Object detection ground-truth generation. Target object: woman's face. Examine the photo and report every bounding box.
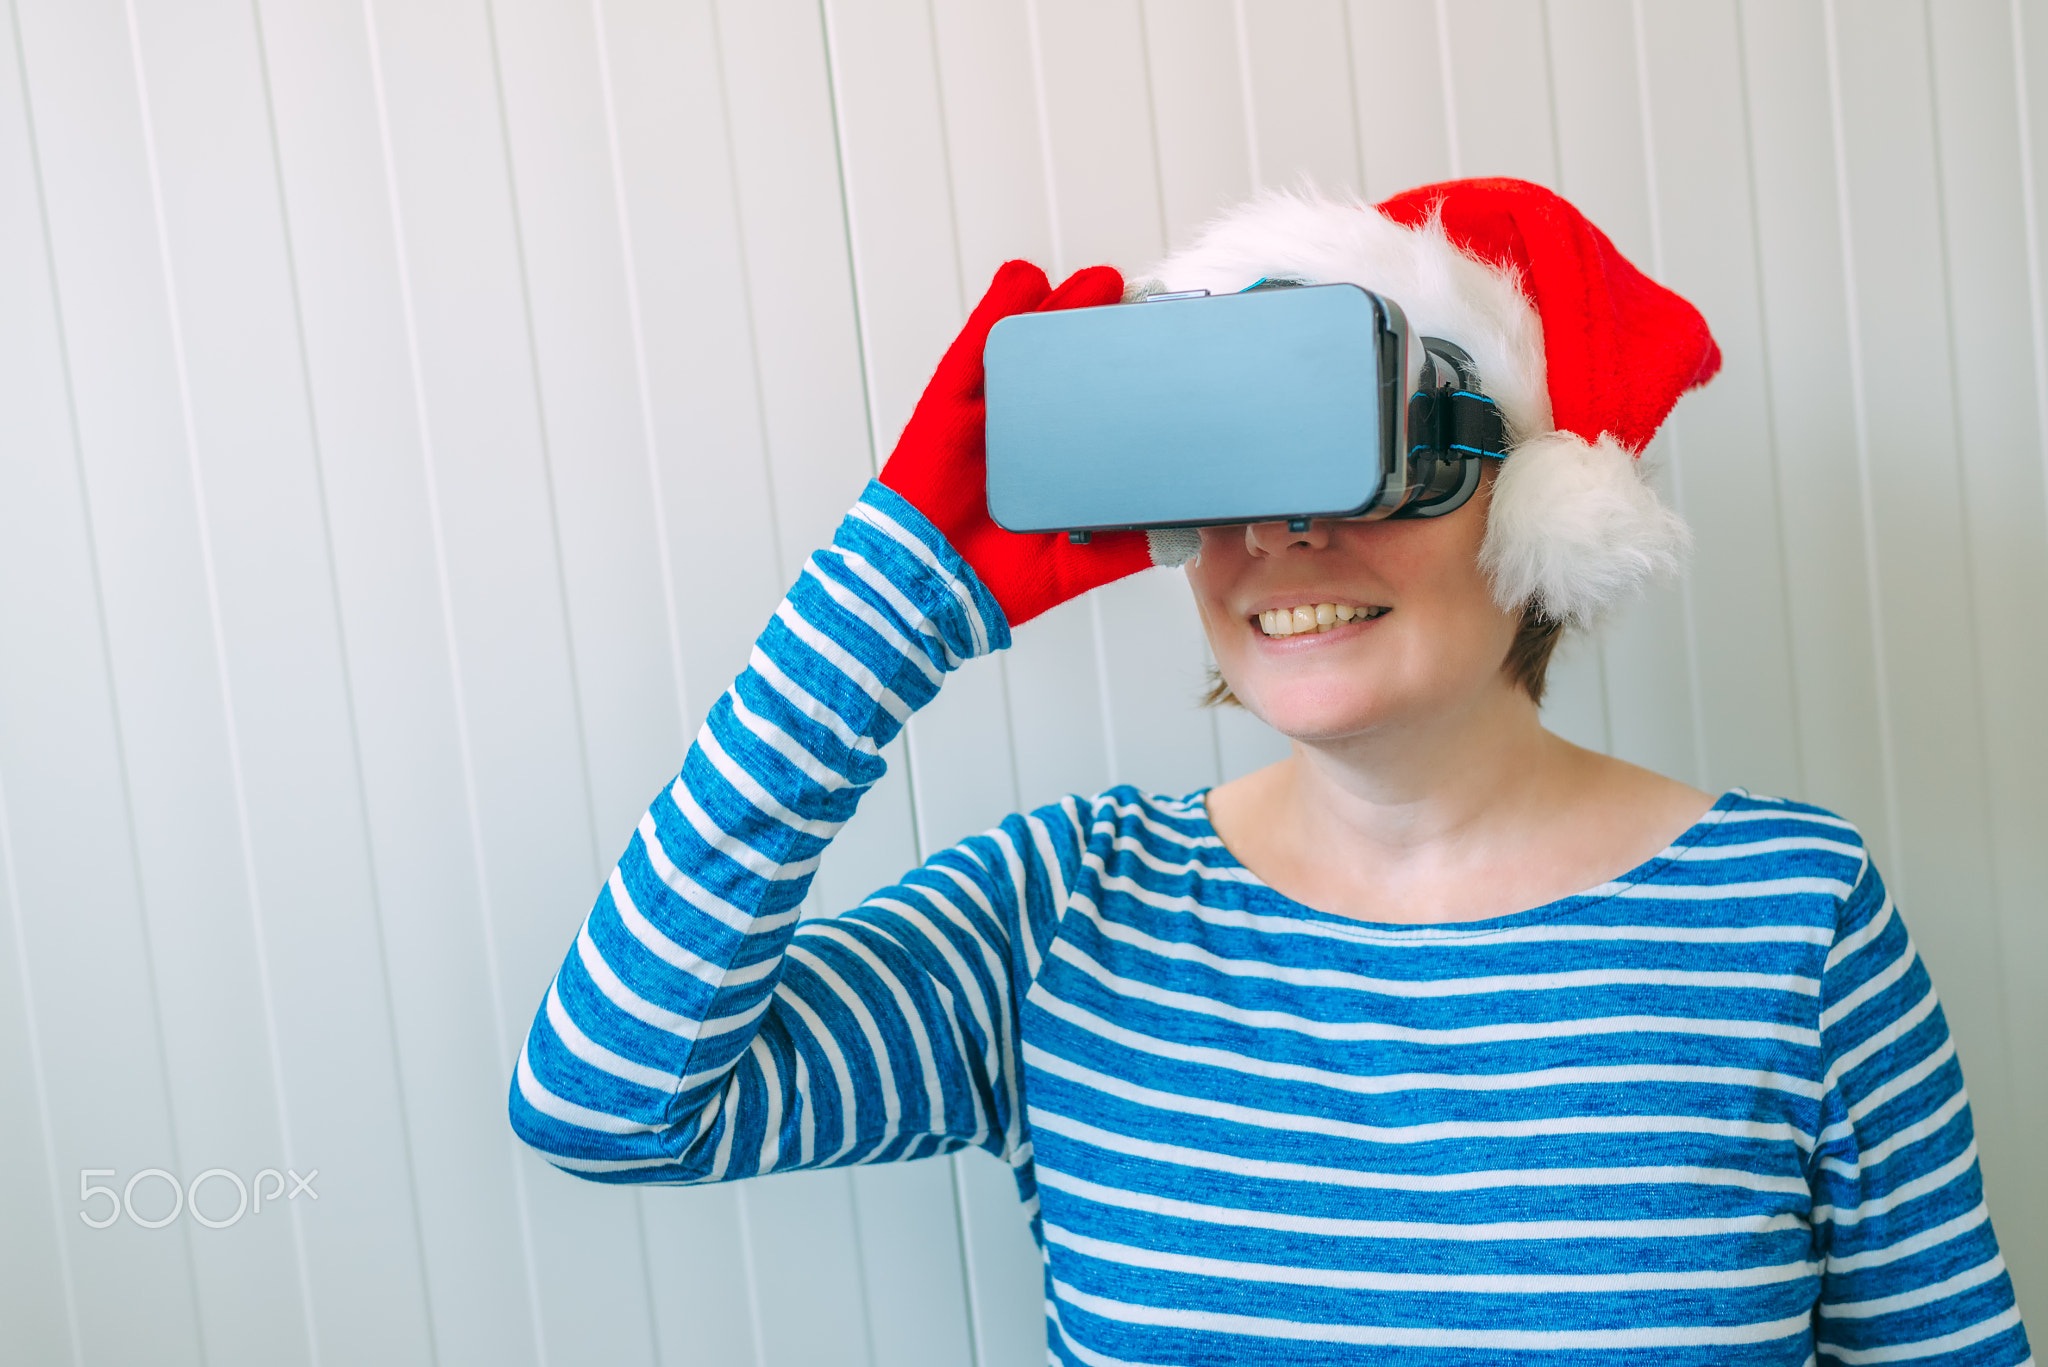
[1185,484,1525,742]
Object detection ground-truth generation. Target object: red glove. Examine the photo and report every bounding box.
[880,261,1155,627]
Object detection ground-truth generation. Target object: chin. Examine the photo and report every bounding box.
[1217,621,1522,742]
[1230,666,1416,742]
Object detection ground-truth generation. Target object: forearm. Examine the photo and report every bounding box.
[509,482,1008,1177]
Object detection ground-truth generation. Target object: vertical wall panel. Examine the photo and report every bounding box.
[1736,1,1894,848]
[1239,0,1363,194]
[819,0,962,453]
[1535,635,1611,756]
[1546,0,1655,251]
[953,1150,1048,1367]
[1004,610,1116,806]
[0,32,93,1317]
[1442,0,1562,189]
[252,1,546,1360]
[929,0,1056,290]
[1347,0,1453,197]
[1827,0,2013,1194]
[849,1160,978,1367]
[1030,0,1166,273]
[126,0,441,1353]
[817,6,1017,1363]
[1935,0,2048,1317]
[1636,0,1805,799]
[639,1183,761,1366]
[14,0,313,1357]
[492,0,689,838]
[1092,570,1224,794]
[1926,0,2048,1312]
[356,1,669,1361]
[494,4,781,1364]
[1143,0,1253,249]
[742,1172,875,1367]
[596,0,788,737]
[715,0,874,575]
[0,784,70,1363]
[0,5,199,1361]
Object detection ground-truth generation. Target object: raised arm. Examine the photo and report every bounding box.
[511,482,1009,1178]
[1809,860,2031,1363]
[509,260,1160,1183]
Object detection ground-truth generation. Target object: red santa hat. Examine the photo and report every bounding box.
[1142,177,1722,627]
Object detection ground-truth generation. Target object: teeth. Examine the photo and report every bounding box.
[1255,602,1387,637]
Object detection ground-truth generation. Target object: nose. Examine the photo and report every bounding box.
[1244,518,1331,557]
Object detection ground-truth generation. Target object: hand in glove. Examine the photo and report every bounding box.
[880,261,1184,628]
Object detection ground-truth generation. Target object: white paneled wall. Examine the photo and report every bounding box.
[1,0,2042,1363]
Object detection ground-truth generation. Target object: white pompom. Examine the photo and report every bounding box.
[1479,431,1690,628]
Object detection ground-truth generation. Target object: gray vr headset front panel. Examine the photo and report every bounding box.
[983,283,1402,535]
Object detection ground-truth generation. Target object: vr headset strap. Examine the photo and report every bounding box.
[1444,389,1507,459]
[1409,387,1507,460]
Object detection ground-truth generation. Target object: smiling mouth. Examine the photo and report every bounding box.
[1255,602,1391,637]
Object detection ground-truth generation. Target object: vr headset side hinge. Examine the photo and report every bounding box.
[1409,337,1507,462]
[1438,388,1506,459]
[1388,338,1509,519]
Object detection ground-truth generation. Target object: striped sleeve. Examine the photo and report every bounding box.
[1810,858,2030,1364]
[507,480,1057,1181]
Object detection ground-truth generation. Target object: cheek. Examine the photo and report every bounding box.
[1183,543,1251,629]
[1368,532,1518,693]
[1382,496,1493,594]
[1396,583,1520,687]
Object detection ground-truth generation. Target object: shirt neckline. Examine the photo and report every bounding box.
[1183,785,1752,941]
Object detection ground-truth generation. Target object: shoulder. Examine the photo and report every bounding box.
[1674,789,1878,921]
[991,785,1232,866]
[944,787,1195,869]
[1695,789,1868,849]
[1078,784,1227,845]
[928,787,1236,929]
[1681,789,1869,870]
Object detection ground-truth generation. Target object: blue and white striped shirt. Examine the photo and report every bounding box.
[511,482,2030,1365]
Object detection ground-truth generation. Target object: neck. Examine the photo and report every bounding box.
[1288,681,1570,855]
[1207,677,1639,923]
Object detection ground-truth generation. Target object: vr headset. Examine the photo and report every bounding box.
[983,281,1507,541]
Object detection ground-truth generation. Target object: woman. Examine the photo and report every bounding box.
[510,179,2029,1364]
